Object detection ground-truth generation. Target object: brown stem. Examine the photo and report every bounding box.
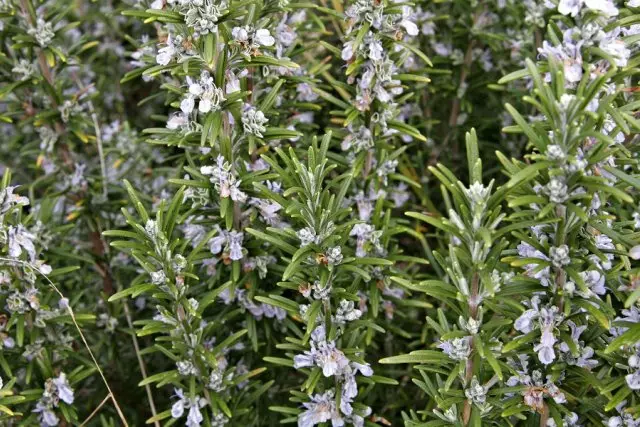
[534,29,543,51]
[444,4,487,160]
[233,202,241,230]
[448,41,476,130]
[442,38,476,165]
[363,150,373,179]
[73,76,108,199]
[462,401,472,425]
[91,210,160,425]
[90,231,114,295]
[469,271,480,320]
[555,268,566,313]
[540,402,550,427]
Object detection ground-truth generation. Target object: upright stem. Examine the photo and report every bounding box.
[72,76,108,200]
[462,270,480,425]
[95,214,160,425]
[447,40,476,131]
[123,301,160,427]
[87,103,108,200]
[554,205,567,312]
[540,402,550,426]
[363,150,373,179]
[20,0,70,165]
[444,5,485,159]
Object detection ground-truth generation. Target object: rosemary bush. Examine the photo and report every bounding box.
[0,0,639,425]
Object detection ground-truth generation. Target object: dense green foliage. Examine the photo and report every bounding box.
[0,0,639,426]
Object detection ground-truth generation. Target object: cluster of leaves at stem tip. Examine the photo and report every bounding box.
[0,0,639,426]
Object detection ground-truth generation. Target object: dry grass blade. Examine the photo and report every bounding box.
[0,257,129,427]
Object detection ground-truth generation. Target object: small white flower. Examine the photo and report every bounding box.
[171,389,207,426]
[28,18,55,47]
[298,390,343,427]
[600,38,630,67]
[607,416,624,427]
[181,0,223,36]
[438,337,472,361]
[549,245,571,268]
[465,377,487,404]
[187,404,204,427]
[534,329,557,365]
[350,223,377,257]
[166,111,188,129]
[156,47,173,66]
[177,360,198,376]
[625,371,640,389]
[232,26,249,42]
[326,246,343,266]
[171,398,185,418]
[255,29,275,46]
[200,155,247,202]
[297,227,318,247]
[545,177,569,203]
[228,231,244,261]
[368,39,384,61]
[538,34,584,84]
[53,373,74,405]
[189,82,203,96]
[515,302,541,334]
[584,0,619,16]
[156,34,177,65]
[150,270,167,285]
[341,41,354,61]
[353,362,373,377]
[181,96,195,114]
[7,225,37,262]
[558,0,583,16]
[208,369,225,391]
[579,270,606,296]
[400,7,419,36]
[546,144,565,161]
[341,126,373,153]
[0,186,30,214]
[34,402,59,427]
[335,299,362,324]
[629,245,640,260]
[318,347,350,377]
[241,105,269,137]
[465,182,490,207]
[226,72,241,93]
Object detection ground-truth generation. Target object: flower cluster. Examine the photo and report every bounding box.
[33,374,75,427]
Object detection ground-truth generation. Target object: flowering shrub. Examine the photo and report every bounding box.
[0,0,639,425]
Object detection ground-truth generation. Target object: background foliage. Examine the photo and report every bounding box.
[0,0,639,426]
